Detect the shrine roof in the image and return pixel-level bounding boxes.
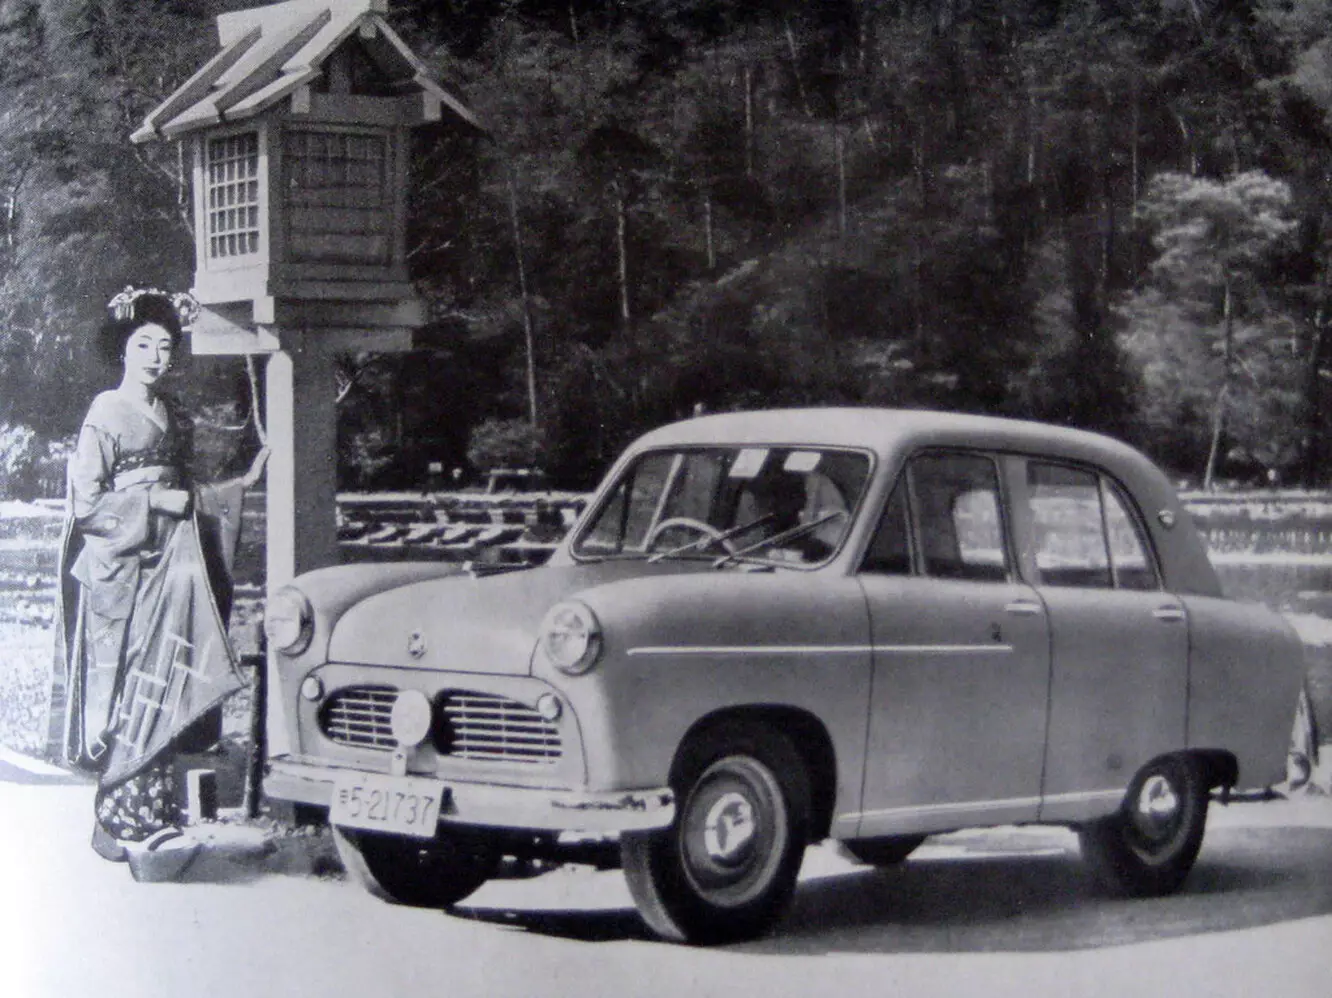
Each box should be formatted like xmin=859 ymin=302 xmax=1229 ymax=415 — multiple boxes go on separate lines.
xmin=131 ymin=0 xmax=481 ymax=143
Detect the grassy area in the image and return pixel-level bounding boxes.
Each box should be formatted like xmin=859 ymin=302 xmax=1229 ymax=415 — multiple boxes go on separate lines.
xmin=0 ymin=621 xmax=52 ymax=757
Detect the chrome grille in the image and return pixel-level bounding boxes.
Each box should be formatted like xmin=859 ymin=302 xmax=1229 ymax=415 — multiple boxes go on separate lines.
xmin=439 ymin=691 xmax=561 ymax=765
xmin=319 ymin=686 xmax=397 ymax=750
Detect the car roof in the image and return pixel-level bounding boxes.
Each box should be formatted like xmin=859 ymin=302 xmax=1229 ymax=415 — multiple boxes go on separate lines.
xmin=632 ymin=408 xmax=1140 ymax=465
xmin=620 ymin=407 xmax=1221 ymax=597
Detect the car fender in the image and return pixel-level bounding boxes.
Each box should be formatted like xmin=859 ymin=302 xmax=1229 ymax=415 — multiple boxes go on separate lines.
xmin=540 ymin=570 xmax=873 ymax=819
xmin=1183 ymin=596 xmax=1306 ymax=789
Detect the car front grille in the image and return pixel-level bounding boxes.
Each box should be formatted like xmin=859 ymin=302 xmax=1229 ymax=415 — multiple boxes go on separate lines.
xmin=316 ymin=685 xmax=563 ymax=765
xmin=319 ymin=686 xmax=397 ymax=750
xmin=438 ymin=691 xmax=561 ymax=765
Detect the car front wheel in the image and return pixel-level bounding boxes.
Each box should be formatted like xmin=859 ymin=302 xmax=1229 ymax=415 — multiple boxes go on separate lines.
xmin=333 ymin=825 xmax=497 ymax=909
xmin=1078 ymin=754 xmax=1208 ymax=897
xmin=621 ymin=723 xmax=811 ymax=944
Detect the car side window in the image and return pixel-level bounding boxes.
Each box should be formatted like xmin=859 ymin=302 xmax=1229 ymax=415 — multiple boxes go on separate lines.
xmin=1026 ymin=462 xmax=1159 ymax=590
xmin=1103 ymin=482 xmax=1160 ymax=591
xmin=1027 ymin=463 xmax=1112 ymax=587
xmin=910 ymin=454 xmax=1010 ymax=582
xmin=861 ymin=481 xmax=912 ymax=574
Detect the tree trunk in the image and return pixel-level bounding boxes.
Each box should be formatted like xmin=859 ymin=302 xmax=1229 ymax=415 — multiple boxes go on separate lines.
xmin=834 ymin=123 xmax=847 ymax=236
xmin=507 ymin=171 xmax=539 ymax=431
xmin=703 ymin=190 xmax=715 ymax=271
xmin=784 ymin=18 xmax=812 ymax=117
xmin=913 ymin=232 xmax=926 ymax=361
xmin=1101 ymin=194 xmax=1113 ymax=292
xmin=913 ymin=120 xmax=927 ymax=205
xmin=1129 ymin=77 xmax=1140 ymax=277
xmin=1204 ymin=277 xmax=1235 ymax=490
xmin=5 ymin=163 xmax=32 ymax=250
xmin=1300 ymin=248 xmax=1332 ymax=485
xmin=4 ymin=188 xmax=16 ymax=250
xmin=176 ymin=140 xmax=191 ymax=236
xmin=1174 ymin=110 xmax=1198 ymax=176
xmin=615 ymin=180 xmax=631 ymax=335
xmin=1300 ymin=306 xmax=1327 ymax=486
xmin=743 ymin=64 xmax=755 ymax=179
xmin=1026 ymin=71 xmax=1039 ymax=185
xmin=1203 ymin=384 xmax=1228 ymax=492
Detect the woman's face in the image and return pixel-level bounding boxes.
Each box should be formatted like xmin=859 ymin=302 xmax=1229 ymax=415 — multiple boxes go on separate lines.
xmin=122 ymin=323 xmax=175 ymax=388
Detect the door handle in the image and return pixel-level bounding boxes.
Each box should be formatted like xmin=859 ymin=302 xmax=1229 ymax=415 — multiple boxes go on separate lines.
xmin=1004 ymin=600 xmax=1043 ymax=616
xmin=1152 ymin=605 xmax=1186 ymax=623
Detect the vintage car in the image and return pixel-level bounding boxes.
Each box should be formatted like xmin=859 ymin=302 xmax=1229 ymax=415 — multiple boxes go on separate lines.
xmin=262 ymin=408 xmax=1305 ymax=944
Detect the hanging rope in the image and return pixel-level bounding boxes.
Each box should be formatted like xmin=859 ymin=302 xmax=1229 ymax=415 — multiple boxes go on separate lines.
xmin=245 ymin=354 xmax=268 ymax=446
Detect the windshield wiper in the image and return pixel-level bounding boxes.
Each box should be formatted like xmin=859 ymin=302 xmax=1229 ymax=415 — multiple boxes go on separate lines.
xmin=711 ymin=511 xmax=846 ymax=569
xmin=647 ymin=515 xmax=775 ymax=563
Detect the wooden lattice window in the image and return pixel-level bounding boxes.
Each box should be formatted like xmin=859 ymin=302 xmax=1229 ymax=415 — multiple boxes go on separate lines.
xmin=205 ymin=132 xmax=261 ymax=259
xmin=283 ymin=129 xmax=390 ymax=265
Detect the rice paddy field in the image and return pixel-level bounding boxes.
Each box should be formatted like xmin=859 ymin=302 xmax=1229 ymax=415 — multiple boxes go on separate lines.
xmin=3 ymin=491 xmax=1330 ymax=783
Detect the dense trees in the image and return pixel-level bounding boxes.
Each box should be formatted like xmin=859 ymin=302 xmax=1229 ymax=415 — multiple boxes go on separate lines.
xmin=1121 ymin=171 xmax=1299 ymax=487
xmin=3 ymin=0 xmax=1332 ymax=491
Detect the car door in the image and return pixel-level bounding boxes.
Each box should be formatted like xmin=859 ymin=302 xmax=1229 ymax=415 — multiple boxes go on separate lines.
xmin=855 ymin=451 xmax=1052 ymax=838
xmin=1013 ymin=458 xmax=1189 ymax=824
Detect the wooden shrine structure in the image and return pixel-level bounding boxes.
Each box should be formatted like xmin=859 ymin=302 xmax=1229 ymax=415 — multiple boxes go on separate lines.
xmin=132 ymin=0 xmax=481 ymax=754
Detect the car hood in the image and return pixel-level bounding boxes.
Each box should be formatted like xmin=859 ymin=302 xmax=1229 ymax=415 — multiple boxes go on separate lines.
xmin=326 ymin=558 xmax=699 ymax=673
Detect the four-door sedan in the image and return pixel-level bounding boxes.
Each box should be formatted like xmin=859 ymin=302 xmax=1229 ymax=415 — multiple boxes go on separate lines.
xmin=262 ymin=408 xmax=1305 ymax=944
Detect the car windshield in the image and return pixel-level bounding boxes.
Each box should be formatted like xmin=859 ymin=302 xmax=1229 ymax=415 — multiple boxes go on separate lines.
xmin=573 ymin=446 xmax=871 ymax=566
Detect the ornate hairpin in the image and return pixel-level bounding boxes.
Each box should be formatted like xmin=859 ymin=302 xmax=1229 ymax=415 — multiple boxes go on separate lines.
xmin=107 ymin=285 xmax=201 ymax=330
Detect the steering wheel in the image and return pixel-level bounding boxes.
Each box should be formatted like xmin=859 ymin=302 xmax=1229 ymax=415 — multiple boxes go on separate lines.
xmin=644 ymin=517 xmax=739 ymax=555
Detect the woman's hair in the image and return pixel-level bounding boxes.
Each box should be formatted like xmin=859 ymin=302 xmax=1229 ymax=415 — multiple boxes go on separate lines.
xmin=97 ymin=293 xmax=184 ymax=368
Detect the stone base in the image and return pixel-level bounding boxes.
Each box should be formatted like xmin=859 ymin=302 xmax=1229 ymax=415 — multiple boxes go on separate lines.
xmin=127 ymin=812 xmax=340 ymax=883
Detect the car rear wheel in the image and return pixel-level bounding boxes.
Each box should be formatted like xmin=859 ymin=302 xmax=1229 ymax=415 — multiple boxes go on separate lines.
xmin=841 ymin=834 xmax=927 ymax=867
xmin=621 ymin=723 xmax=811 ymax=944
xmin=1078 ymin=754 xmax=1208 ymax=897
xmin=332 ymin=825 xmax=497 ymax=909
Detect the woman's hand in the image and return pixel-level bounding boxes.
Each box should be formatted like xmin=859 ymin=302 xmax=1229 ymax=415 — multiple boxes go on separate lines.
xmin=149 ymin=487 xmax=192 ymax=518
xmin=240 ymin=446 xmax=271 ymax=489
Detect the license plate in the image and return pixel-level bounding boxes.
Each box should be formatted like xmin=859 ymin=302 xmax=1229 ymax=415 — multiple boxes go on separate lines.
xmin=330 ymin=773 xmax=448 ymax=838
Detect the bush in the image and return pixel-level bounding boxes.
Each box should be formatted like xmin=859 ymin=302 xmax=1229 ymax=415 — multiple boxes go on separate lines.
xmin=31 ymin=437 xmax=73 ymax=499
xmin=339 ymin=426 xmax=400 ymax=490
xmin=466 ymin=418 xmax=541 ymax=472
xmin=0 ymin=424 xmax=36 ymax=499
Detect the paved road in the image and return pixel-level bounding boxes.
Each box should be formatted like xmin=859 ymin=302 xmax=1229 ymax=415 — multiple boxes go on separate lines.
xmin=2 ymin=757 xmax=1330 ymax=998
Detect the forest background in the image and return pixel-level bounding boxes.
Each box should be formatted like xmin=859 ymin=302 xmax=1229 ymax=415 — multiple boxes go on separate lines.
xmin=3 ymin=0 xmax=1332 ymax=495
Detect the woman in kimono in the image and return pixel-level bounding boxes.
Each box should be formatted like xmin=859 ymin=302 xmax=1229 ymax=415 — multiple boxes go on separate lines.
xmin=48 ymin=291 xmax=268 ymax=861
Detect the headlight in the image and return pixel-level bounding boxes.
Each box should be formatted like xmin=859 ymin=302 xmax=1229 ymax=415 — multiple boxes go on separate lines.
xmin=539 ymin=600 xmax=602 ymax=675
xmin=264 ymin=586 xmax=313 ymax=655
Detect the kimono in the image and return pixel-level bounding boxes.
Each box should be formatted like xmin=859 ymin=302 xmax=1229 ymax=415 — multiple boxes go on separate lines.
xmin=45 ymin=389 xmax=247 ymax=840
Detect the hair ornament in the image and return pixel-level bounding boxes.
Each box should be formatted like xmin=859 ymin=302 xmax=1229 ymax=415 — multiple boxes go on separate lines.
xmin=106 ymin=285 xmax=201 ymax=330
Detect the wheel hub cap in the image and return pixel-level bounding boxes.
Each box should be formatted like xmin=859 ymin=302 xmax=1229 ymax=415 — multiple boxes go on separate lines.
xmin=702 ymin=792 xmax=756 ymax=864
xmin=1132 ymin=773 xmax=1181 ymax=840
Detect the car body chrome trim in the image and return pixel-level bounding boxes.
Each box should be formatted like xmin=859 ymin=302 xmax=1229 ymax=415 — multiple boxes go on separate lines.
xmin=627 ymin=643 xmax=1012 ymax=657
xmin=1041 ymin=789 xmax=1124 ymax=807
xmin=850 ymin=795 xmax=1043 ymax=824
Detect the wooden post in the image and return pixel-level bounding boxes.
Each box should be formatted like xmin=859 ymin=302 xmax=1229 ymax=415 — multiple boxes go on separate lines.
xmin=240 ymin=653 xmax=267 ymax=819
xmin=262 ymin=337 xmax=337 ymax=760
xmin=264 ymin=338 xmax=338 ymax=588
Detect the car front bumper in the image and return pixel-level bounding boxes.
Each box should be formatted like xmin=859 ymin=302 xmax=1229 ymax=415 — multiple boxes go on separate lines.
xmin=265 ymin=755 xmax=676 ymax=834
